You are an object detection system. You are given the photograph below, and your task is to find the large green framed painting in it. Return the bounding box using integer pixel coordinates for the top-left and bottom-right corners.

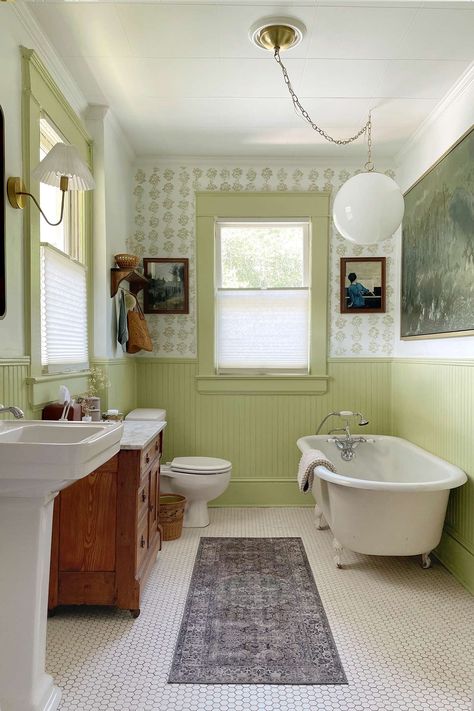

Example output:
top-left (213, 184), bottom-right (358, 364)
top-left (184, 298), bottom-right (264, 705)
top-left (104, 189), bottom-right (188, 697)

top-left (401, 127), bottom-right (474, 338)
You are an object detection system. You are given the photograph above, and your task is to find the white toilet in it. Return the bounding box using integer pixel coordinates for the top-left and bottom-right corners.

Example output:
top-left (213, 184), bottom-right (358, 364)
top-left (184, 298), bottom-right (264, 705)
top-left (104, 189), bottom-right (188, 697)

top-left (125, 409), bottom-right (232, 528)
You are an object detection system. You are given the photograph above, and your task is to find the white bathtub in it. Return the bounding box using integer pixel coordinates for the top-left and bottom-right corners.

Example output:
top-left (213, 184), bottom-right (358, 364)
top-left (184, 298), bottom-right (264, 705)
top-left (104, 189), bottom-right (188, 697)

top-left (297, 435), bottom-right (467, 565)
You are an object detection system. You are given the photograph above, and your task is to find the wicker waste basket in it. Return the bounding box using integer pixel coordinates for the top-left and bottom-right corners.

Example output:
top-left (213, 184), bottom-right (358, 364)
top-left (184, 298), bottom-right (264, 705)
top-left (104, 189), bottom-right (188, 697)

top-left (160, 494), bottom-right (186, 541)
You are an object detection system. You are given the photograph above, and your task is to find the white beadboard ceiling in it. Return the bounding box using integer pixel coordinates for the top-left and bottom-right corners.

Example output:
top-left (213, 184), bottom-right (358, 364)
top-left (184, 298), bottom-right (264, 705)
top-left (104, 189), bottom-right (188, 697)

top-left (26, 0), bottom-right (474, 159)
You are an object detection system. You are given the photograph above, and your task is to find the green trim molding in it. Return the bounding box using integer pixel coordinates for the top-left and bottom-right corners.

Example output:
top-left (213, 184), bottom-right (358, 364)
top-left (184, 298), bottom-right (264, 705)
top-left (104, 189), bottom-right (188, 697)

top-left (20, 47), bottom-right (94, 400)
top-left (210, 479), bottom-right (314, 508)
top-left (195, 192), bottom-right (330, 394)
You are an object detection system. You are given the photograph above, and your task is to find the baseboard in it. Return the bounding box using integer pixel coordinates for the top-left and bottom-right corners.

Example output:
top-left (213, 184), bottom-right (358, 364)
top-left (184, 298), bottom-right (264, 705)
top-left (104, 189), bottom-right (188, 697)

top-left (209, 478), bottom-right (314, 508)
top-left (435, 530), bottom-right (474, 595)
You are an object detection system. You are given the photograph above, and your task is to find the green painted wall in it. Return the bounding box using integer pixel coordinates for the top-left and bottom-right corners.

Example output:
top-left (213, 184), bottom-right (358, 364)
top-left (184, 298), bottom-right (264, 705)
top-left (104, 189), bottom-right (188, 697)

top-left (136, 358), bottom-right (392, 507)
top-left (93, 358), bottom-right (137, 416)
top-left (0, 359), bottom-right (31, 419)
top-left (392, 359), bottom-right (474, 593)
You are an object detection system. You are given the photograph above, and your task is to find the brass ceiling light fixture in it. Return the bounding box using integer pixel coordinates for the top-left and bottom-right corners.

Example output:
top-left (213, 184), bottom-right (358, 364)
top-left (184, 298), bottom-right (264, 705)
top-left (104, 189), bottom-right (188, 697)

top-left (249, 18), bottom-right (404, 244)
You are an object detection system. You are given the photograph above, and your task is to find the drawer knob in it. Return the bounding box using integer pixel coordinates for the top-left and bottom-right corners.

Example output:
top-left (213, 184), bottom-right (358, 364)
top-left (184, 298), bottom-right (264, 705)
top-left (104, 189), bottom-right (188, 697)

top-left (141, 490), bottom-right (146, 503)
top-left (140, 535), bottom-right (146, 548)
top-left (145, 453), bottom-right (150, 464)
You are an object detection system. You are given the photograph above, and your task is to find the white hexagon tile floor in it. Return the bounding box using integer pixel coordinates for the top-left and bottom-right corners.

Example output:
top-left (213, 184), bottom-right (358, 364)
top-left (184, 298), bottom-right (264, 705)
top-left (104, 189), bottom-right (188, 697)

top-left (47, 508), bottom-right (474, 711)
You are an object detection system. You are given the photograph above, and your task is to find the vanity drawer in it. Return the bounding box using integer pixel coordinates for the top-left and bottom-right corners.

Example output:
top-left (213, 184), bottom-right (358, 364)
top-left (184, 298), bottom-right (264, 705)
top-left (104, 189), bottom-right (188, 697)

top-left (136, 514), bottom-right (149, 571)
top-left (140, 435), bottom-right (161, 472)
top-left (137, 479), bottom-right (149, 521)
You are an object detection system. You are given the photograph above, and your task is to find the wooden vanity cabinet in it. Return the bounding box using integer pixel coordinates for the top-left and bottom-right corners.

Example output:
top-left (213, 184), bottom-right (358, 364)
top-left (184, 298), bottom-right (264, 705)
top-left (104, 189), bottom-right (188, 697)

top-left (48, 431), bottom-right (163, 618)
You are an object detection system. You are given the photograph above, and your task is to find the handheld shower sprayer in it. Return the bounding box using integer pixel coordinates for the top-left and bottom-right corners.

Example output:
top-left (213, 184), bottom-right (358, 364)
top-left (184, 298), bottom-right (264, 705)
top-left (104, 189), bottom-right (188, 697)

top-left (315, 410), bottom-right (369, 435)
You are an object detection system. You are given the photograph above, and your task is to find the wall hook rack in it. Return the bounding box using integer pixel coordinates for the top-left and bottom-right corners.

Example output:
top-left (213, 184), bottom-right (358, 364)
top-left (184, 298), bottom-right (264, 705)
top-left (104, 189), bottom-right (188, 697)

top-left (110, 268), bottom-right (149, 298)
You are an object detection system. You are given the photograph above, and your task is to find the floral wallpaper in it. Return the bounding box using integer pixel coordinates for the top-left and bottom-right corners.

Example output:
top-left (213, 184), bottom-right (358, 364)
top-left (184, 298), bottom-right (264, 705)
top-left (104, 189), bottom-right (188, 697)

top-left (128, 163), bottom-right (396, 358)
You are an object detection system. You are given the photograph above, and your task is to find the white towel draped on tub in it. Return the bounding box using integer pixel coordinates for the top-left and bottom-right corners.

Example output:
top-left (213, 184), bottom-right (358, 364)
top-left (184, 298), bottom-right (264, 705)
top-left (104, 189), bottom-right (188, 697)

top-left (298, 450), bottom-right (336, 493)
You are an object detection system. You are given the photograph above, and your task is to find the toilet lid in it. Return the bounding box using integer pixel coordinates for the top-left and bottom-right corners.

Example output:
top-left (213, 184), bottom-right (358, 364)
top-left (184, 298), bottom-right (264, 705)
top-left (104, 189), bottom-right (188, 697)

top-left (170, 456), bottom-right (232, 473)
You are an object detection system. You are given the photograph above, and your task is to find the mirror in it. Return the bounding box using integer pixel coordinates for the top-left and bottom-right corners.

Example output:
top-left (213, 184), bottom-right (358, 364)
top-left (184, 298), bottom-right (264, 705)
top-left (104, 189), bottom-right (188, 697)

top-left (0, 105), bottom-right (4, 318)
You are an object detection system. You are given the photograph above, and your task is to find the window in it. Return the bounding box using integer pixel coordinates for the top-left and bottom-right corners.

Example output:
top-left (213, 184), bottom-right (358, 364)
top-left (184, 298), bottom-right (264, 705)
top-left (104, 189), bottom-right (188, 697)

top-left (39, 117), bottom-right (88, 373)
top-left (195, 192), bottom-right (330, 394)
top-left (215, 220), bottom-right (310, 374)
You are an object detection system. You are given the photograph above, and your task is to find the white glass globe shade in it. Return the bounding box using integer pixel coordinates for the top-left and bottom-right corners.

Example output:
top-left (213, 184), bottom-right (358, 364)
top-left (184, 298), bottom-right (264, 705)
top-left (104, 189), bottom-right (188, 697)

top-left (333, 171), bottom-right (404, 244)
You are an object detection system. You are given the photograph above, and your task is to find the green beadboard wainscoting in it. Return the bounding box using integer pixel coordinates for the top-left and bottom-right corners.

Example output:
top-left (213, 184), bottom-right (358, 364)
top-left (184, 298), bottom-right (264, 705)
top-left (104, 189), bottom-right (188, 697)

top-left (392, 359), bottom-right (474, 594)
top-left (92, 358), bottom-right (137, 416)
top-left (0, 358), bottom-right (32, 418)
top-left (136, 358), bottom-right (392, 507)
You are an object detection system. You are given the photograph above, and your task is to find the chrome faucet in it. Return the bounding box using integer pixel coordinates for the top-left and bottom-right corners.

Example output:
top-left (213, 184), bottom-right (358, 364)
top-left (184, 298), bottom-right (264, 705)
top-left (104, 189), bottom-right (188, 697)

top-left (328, 432), bottom-right (368, 461)
top-left (0, 404), bottom-right (25, 419)
top-left (315, 410), bottom-right (371, 461)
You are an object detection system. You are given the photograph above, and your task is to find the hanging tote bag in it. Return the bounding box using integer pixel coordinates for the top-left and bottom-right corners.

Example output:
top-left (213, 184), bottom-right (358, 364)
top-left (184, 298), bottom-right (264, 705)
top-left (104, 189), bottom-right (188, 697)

top-left (126, 302), bottom-right (153, 353)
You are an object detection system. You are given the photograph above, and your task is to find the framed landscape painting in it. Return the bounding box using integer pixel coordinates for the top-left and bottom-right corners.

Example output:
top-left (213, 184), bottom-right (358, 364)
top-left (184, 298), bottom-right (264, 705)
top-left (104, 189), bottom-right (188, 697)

top-left (401, 126), bottom-right (474, 339)
top-left (340, 257), bottom-right (386, 314)
top-left (143, 258), bottom-right (189, 314)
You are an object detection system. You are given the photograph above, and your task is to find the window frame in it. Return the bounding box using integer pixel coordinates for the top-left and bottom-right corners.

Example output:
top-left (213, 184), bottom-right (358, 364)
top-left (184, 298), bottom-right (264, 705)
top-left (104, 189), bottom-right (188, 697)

top-left (21, 48), bottom-right (93, 407)
top-left (195, 192), bottom-right (330, 394)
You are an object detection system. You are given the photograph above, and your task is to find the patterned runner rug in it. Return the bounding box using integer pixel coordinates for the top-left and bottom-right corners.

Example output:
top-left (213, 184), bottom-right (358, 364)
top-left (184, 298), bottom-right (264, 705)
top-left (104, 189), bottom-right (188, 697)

top-left (169, 537), bottom-right (347, 685)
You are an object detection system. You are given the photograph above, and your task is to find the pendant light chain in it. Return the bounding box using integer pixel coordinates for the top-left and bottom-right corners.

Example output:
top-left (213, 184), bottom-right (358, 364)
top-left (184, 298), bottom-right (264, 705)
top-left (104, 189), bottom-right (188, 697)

top-left (365, 114), bottom-right (375, 171)
top-left (274, 46), bottom-right (371, 147)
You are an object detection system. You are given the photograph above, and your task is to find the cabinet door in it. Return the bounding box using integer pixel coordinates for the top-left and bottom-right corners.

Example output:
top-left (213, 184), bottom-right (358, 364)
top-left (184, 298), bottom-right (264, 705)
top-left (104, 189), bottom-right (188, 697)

top-left (59, 468), bottom-right (117, 572)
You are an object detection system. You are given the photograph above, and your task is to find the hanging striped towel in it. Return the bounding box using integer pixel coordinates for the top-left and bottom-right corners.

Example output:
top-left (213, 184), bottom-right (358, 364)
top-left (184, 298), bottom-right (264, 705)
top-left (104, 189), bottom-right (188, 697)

top-left (297, 450), bottom-right (336, 493)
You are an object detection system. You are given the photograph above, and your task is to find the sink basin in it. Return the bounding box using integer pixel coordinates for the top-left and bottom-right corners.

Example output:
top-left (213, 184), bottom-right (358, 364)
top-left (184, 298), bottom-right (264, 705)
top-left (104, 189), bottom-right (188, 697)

top-left (0, 420), bottom-right (123, 497)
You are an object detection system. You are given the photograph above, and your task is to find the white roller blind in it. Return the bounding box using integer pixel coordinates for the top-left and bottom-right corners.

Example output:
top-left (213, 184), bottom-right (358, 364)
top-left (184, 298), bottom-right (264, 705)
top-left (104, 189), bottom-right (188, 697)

top-left (40, 244), bottom-right (88, 372)
top-left (216, 221), bottom-right (310, 373)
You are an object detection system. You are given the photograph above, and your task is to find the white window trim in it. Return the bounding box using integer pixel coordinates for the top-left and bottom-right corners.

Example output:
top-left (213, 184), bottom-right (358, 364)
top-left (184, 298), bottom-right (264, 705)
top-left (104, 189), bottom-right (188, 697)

top-left (195, 192), bottom-right (330, 395)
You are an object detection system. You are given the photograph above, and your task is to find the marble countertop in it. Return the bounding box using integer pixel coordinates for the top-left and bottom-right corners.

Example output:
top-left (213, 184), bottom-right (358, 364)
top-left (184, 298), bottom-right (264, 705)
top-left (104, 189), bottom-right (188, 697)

top-left (119, 421), bottom-right (167, 451)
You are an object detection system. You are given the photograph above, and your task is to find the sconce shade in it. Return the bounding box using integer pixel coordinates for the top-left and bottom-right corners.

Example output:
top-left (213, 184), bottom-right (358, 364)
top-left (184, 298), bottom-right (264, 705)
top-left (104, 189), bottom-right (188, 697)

top-left (31, 143), bottom-right (95, 191)
top-left (332, 172), bottom-right (404, 244)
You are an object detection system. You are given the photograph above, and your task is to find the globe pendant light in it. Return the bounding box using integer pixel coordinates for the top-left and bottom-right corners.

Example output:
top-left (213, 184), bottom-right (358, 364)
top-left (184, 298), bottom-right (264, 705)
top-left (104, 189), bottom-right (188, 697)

top-left (249, 18), bottom-right (405, 244)
top-left (332, 117), bottom-right (404, 244)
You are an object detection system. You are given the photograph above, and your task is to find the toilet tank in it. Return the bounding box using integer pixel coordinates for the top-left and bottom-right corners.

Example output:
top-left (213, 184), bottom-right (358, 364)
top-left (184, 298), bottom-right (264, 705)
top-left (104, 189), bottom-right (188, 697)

top-left (125, 408), bottom-right (167, 421)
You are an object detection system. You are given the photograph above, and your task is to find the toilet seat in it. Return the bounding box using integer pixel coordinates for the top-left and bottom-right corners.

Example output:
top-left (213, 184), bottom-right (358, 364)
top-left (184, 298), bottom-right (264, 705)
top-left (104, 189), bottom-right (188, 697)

top-left (165, 456), bottom-right (232, 475)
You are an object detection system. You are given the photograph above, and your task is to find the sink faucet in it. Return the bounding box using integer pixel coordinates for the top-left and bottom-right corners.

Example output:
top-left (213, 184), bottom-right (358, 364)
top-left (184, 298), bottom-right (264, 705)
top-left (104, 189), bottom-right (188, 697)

top-left (0, 404), bottom-right (25, 419)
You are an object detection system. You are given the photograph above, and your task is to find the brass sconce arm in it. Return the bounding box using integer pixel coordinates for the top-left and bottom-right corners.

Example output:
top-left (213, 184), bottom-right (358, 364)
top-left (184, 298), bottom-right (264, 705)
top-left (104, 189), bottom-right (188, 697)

top-left (7, 175), bottom-right (69, 227)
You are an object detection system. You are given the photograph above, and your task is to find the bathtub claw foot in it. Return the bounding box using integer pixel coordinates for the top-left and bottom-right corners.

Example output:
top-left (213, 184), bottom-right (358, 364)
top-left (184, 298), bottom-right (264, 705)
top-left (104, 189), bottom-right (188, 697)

top-left (421, 552), bottom-right (432, 569)
top-left (314, 504), bottom-right (326, 530)
top-left (333, 538), bottom-right (344, 569)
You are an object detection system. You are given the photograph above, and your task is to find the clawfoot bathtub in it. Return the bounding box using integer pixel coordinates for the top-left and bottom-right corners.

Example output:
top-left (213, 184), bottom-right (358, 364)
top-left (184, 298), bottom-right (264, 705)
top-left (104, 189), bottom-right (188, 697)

top-left (297, 435), bottom-right (467, 568)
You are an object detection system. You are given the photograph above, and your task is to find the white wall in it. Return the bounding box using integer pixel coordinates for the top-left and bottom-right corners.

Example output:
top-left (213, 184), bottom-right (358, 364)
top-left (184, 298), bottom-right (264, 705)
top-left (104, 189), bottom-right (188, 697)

top-left (87, 106), bottom-right (135, 358)
top-left (1, 8), bottom-right (31, 357)
top-left (393, 65), bottom-right (474, 358)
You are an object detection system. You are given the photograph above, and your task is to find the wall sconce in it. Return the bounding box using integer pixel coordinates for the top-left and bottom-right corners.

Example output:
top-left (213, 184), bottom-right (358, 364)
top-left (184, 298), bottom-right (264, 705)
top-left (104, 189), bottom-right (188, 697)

top-left (7, 143), bottom-right (95, 226)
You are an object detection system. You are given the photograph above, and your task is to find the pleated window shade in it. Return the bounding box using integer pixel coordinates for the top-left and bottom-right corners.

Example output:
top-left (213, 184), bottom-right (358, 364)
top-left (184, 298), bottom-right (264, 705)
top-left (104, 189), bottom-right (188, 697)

top-left (216, 221), bottom-right (310, 374)
top-left (40, 244), bottom-right (89, 372)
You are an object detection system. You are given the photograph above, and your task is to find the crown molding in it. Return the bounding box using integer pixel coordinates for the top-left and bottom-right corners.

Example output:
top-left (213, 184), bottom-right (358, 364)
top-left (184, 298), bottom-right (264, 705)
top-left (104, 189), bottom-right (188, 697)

top-left (85, 105), bottom-right (136, 163)
top-left (395, 61), bottom-right (474, 167)
top-left (133, 155), bottom-right (394, 171)
top-left (11, 1), bottom-right (88, 118)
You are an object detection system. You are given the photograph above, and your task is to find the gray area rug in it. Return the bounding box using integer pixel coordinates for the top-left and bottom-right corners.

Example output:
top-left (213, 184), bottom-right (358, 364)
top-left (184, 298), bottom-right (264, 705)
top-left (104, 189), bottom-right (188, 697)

top-left (169, 537), bottom-right (347, 684)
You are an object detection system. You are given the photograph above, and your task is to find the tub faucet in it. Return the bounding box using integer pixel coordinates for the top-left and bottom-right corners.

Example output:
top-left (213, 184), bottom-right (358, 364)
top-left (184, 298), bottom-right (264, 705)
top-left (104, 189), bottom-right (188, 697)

top-left (0, 404), bottom-right (25, 419)
top-left (329, 433), bottom-right (368, 461)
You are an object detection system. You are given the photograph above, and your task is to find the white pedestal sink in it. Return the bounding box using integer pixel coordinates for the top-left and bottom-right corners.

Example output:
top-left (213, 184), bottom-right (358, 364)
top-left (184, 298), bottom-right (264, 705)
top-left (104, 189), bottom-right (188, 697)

top-left (0, 420), bottom-right (123, 711)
